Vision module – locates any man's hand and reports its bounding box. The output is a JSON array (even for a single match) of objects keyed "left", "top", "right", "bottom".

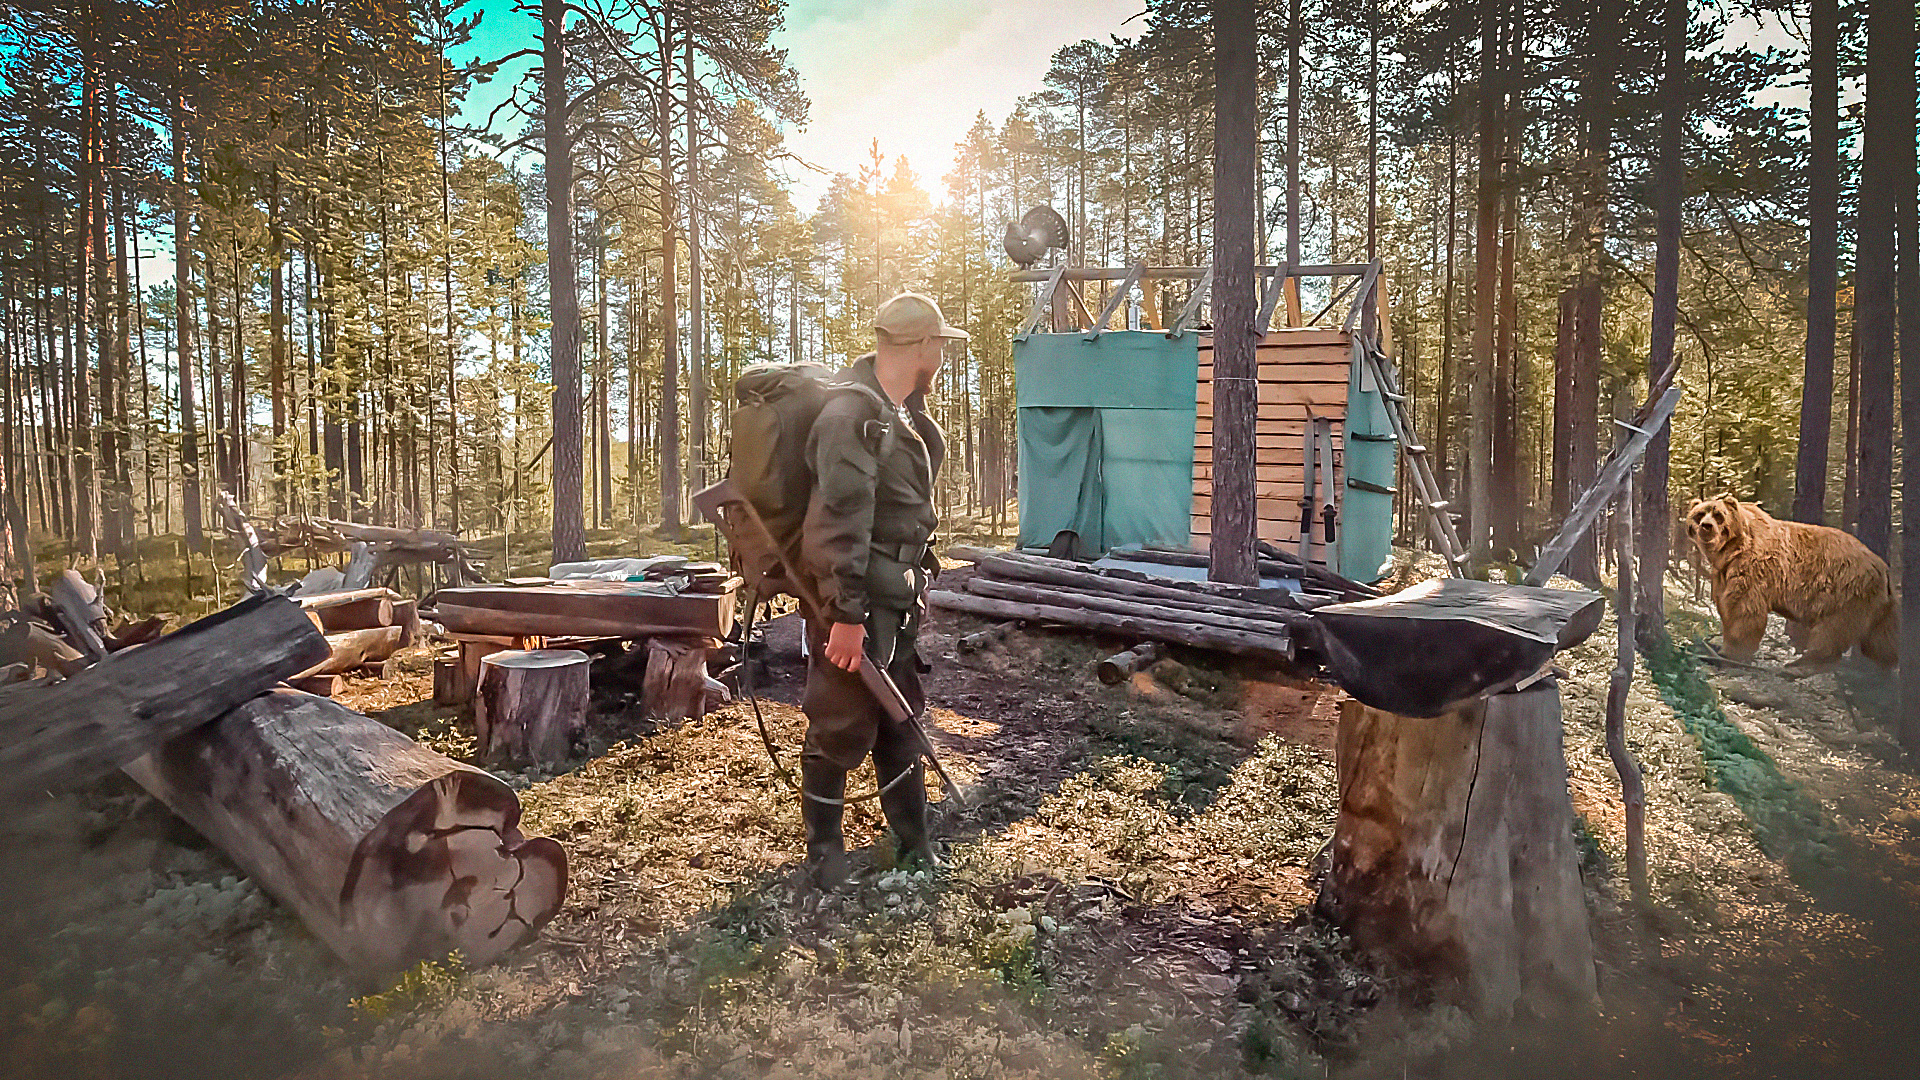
[{"left": 825, "top": 620, "right": 866, "bottom": 672}]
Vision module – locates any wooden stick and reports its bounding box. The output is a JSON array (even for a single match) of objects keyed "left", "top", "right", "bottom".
[{"left": 1606, "top": 497, "right": 1650, "bottom": 907}]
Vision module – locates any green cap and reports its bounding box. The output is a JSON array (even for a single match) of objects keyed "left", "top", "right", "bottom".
[{"left": 875, "top": 292, "right": 969, "bottom": 344}]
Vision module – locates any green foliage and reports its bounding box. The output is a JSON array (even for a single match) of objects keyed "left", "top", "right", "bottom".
[{"left": 348, "top": 955, "right": 469, "bottom": 1024}]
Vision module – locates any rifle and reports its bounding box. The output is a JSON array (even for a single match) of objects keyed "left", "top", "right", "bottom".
[{"left": 693, "top": 479, "right": 965, "bottom": 806}]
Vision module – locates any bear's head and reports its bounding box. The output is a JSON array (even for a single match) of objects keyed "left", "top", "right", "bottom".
[{"left": 1686, "top": 493, "right": 1746, "bottom": 564}]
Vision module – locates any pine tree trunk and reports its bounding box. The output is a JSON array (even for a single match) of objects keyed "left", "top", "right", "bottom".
[
  {"left": 685, "top": 38, "right": 707, "bottom": 500},
  {"left": 543, "top": 0, "right": 586, "bottom": 563},
  {"left": 1850, "top": 0, "right": 1902, "bottom": 560},
  {"left": 1637, "top": 0, "right": 1686, "bottom": 638},
  {"left": 1885, "top": 0, "right": 1919, "bottom": 752},
  {"left": 1792, "top": 0, "right": 1839, "bottom": 526},
  {"left": 1467, "top": 0, "right": 1502, "bottom": 559},
  {"left": 656, "top": 31, "right": 683, "bottom": 536},
  {"left": 1208, "top": 0, "right": 1258, "bottom": 586},
  {"left": 172, "top": 94, "right": 204, "bottom": 548}
]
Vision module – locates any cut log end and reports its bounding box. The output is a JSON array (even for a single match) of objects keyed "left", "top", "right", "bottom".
[{"left": 341, "top": 770, "right": 568, "bottom": 970}]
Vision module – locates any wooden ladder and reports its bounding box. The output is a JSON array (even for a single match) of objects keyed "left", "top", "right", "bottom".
[{"left": 1356, "top": 342, "right": 1470, "bottom": 576}]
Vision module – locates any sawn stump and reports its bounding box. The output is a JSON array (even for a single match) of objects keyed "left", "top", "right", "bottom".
[
  {"left": 1315, "top": 681, "right": 1596, "bottom": 1017},
  {"left": 474, "top": 648, "right": 591, "bottom": 764}
]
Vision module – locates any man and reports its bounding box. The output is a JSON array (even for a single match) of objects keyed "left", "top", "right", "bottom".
[{"left": 798, "top": 291, "right": 964, "bottom": 887}]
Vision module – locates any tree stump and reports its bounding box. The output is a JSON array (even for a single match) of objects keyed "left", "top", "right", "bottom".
[
  {"left": 433, "top": 657, "right": 461, "bottom": 705},
  {"left": 474, "top": 649, "right": 591, "bottom": 764},
  {"left": 1315, "top": 682, "right": 1597, "bottom": 1017},
  {"left": 643, "top": 637, "right": 714, "bottom": 720},
  {"left": 124, "top": 689, "right": 567, "bottom": 972}
]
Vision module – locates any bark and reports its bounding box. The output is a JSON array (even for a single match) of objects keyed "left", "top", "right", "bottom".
[
  {"left": 927, "top": 589, "right": 1294, "bottom": 663},
  {"left": 1850, "top": 0, "right": 1903, "bottom": 559},
  {"left": 657, "top": 20, "right": 683, "bottom": 534},
  {"left": 1888, "top": 0, "right": 1920, "bottom": 752},
  {"left": 475, "top": 649, "right": 590, "bottom": 764},
  {"left": 642, "top": 635, "right": 717, "bottom": 721},
  {"left": 1467, "top": 0, "right": 1503, "bottom": 558},
  {"left": 123, "top": 689, "right": 567, "bottom": 972},
  {"left": 0, "top": 595, "right": 328, "bottom": 800},
  {"left": 1792, "top": 0, "right": 1839, "bottom": 525},
  {"left": 1636, "top": 0, "right": 1685, "bottom": 637},
  {"left": 543, "top": 0, "right": 585, "bottom": 563},
  {"left": 294, "top": 625, "right": 404, "bottom": 679},
  {"left": 1209, "top": 0, "right": 1259, "bottom": 586},
  {"left": 1315, "top": 686, "right": 1597, "bottom": 1017},
  {"left": 966, "top": 577, "right": 1302, "bottom": 637}
]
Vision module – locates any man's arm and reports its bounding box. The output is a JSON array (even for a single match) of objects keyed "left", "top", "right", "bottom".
[{"left": 803, "top": 402, "right": 879, "bottom": 668}]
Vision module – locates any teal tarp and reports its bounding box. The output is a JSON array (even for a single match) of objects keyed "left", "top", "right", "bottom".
[
  {"left": 1338, "top": 340, "right": 1397, "bottom": 583},
  {"left": 1016, "top": 333, "right": 1198, "bottom": 554}
]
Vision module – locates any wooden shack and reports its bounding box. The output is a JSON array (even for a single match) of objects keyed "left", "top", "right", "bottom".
[{"left": 1011, "top": 262, "right": 1403, "bottom": 583}]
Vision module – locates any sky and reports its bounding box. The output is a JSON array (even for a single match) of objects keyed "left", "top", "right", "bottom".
[{"left": 454, "top": 0, "right": 1147, "bottom": 210}]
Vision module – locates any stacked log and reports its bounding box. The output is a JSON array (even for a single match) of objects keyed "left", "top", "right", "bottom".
[
  {"left": 935, "top": 549, "right": 1307, "bottom": 665},
  {"left": 294, "top": 588, "right": 409, "bottom": 679}
]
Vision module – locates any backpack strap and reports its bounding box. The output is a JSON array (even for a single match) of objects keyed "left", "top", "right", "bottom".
[{"left": 825, "top": 381, "right": 900, "bottom": 459}]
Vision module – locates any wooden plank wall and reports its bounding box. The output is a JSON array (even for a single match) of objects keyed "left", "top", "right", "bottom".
[{"left": 1192, "top": 327, "right": 1352, "bottom": 563}]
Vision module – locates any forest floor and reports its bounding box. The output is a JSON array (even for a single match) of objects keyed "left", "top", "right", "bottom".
[{"left": 2, "top": 538, "right": 1917, "bottom": 1079}]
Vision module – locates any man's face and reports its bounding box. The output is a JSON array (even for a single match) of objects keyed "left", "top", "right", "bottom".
[{"left": 913, "top": 337, "right": 949, "bottom": 393}]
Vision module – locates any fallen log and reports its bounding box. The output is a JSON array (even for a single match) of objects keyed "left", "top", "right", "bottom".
[
  {"left": 430, "top": 602, "right": 715, "bottom": 641},
  {"left": 313, "top": 595, "right": 395, "bottom": 634},
  {"left": 1127, "top": 542, "right": 1380, "bottom": 600},
  {"left": 295, "top": 587, "right": 399, "bottom": 610},
  {"left": 435, "top": 584, "right": 735, "bottom": 638},
  {"left": 296, "top": 625, "right": 404, "bottom": 679},
  {"left": 950, "top": 548, "right": 1308, "bottom": 616},
  {"left": 475, "top": 649, "right": 591, "bottom": 764},
  {"left": 0, "top": 595, "right": 329, "bottom": 801},
  {"left": 956, "top": 622, "right": 1016, "bottom": 654},
  {"left": 391, "top": 598, "right": 420, "bottom": 648},
  {"left": 928, "top": 589, "right": 1294, "bottom": 663},
  {"left": 1316, "top": 684, "right": 1596, "bottom": 1017},
  {"left": 49, "top": 568, "right": 108, "bottom": 660},
  {"left": 124, "top": 689, "right": 567, "bottom": 972},
  {"left": 0, "top": 618, "right": 88, "bottom": 677},
  {"left": 289, "top": 674, "right": 344, "bottom": 698},
  {"left": 966, "top": 577, "right": 1309, "bottom": 637},
  {"left": 1097, "top": 643, "right": 1163, "bottom": 685}
]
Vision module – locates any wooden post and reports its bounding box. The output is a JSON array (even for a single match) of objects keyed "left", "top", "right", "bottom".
[
  {"left": 124, "top": 689, "right": 567, "bottom": 972},
  {"left": 1316, "top": 683, "right": 1597, "bottom": 1017},
  {"left": 474, "top": 649, "right": 591, "bottom": 764}
]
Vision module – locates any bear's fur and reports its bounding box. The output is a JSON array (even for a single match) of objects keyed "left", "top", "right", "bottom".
[{"left": 1685, "top": 493, "right": 1897, "bottom": 674}]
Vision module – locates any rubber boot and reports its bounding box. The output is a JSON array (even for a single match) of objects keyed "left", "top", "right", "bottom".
[
  {"left": 800, "top": 759, "right": 850, "bottom": 889},
  {"left": 875, "top": 738, "right": 935, "bottom": 869}
]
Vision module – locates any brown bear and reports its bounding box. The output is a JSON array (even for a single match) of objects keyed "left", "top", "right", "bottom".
[{"left": 1685, "top": 493, "right": 1897, "bottom": 674}]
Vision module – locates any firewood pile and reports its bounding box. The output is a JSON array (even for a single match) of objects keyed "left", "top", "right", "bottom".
[
  {"left": 285, "top": 587, "right": 420, "bottom": 696},
  {"left": 934, "top": 546, "right": 1339, "bottom": 668},
  {"left": 0, "top": 581, "right": 569, "bottom": 975}
]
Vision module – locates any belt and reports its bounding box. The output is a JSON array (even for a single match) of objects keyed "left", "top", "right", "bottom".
[{"left": 871, "top": 539, "right": 930, "bottom": 564}]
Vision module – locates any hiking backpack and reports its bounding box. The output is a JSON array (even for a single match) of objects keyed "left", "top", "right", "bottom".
[{"left": 727, "top": 362, "right": 890, "bottom": 564}]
